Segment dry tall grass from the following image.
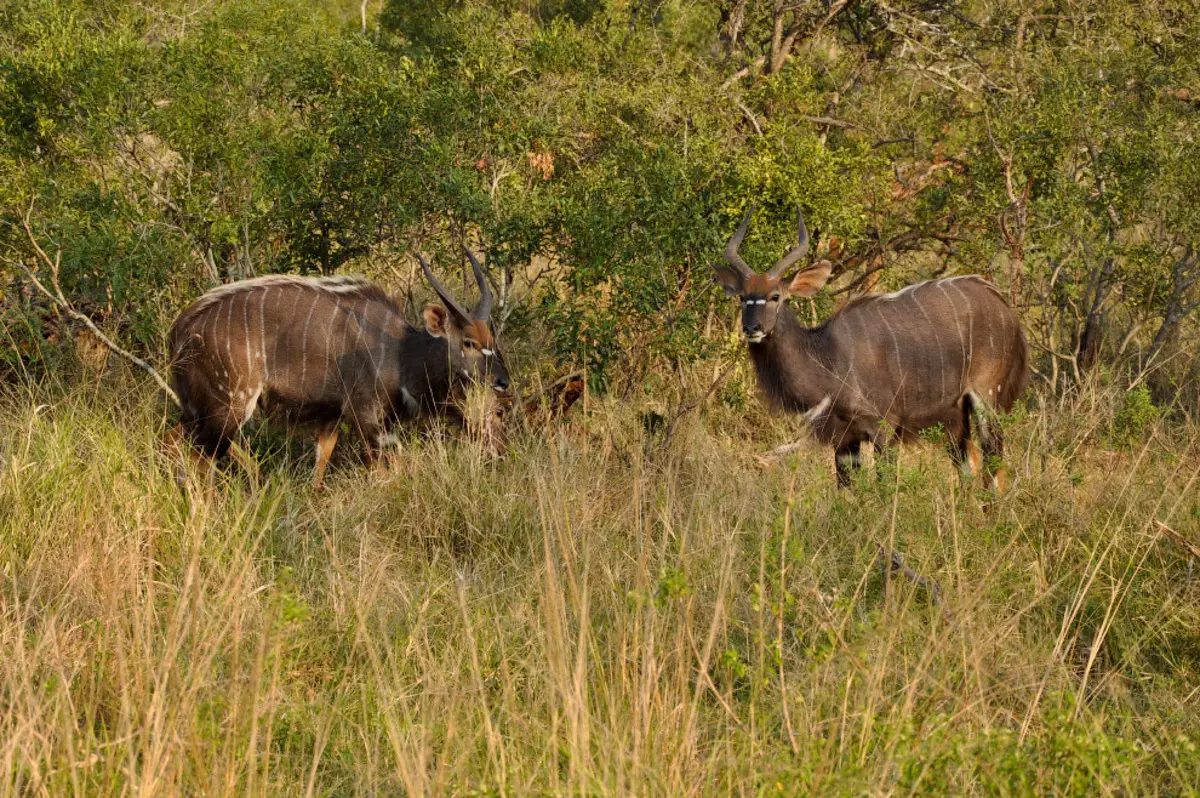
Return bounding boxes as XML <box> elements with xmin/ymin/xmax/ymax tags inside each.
<box><xmin>0</xmin><ymin>366</ymin><xmax>1197</xmax><ymax>795</ymax></box>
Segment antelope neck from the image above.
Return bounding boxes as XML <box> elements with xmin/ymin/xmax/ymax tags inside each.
<box><xmin>746</xmin><ymin>305</ymin><xmax>832</xmax><ymax>415</ymax></box>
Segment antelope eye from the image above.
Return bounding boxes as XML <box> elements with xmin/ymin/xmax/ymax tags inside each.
<box><xmin>770</xmin><ymin>294</ymin><xmax>781</xmax><ymax>302</ymax></box>
<box><xmin>463</xmin><ymin>340</ymin><xmax>479</xmax><ymax>351</ymax></box>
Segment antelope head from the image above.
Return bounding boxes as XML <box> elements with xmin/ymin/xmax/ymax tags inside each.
<box><xmin>711</xmin><ymin>207</ymin><xmax>832</xmax><ymax>343</ymax></box>
<box><xmin>418</xmin><ymin>249</ymin><xmax>511</xmax><ymax>393</ymax></box>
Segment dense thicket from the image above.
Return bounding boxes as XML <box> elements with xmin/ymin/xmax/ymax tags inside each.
<box><xmin>2</xmin><ymin>0</ymin><xmax>1198</xmax><ymax>396</ymax></box>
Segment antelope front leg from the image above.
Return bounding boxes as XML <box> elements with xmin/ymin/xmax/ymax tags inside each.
<box><xmin>313</xmin><ymin>426</ymin><xmax>339</xmax><ymax>490</ymax></box>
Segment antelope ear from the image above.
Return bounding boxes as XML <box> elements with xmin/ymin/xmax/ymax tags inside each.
<box><xmin>788</xmin><ymin>260</ymin><xmax>832</xmax><ymax>298</ymax></box>
<box><xmin>423</xmin><ymin>304</ymin><xmax>451</xmax><ymax>338</ymax></box>
<box><xmin>711</xmin><ymin>266</ymin><xmax>745</xmax><ymax>297</ymax></box>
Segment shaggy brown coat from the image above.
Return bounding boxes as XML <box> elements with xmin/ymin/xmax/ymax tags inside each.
<box><xmin>752</xmin><ymin>276</ymin><xmax>1027</xmax><ymax>482</ymax></box>
<box><xmin>169</xmin><ymin>270</ymin><xmax>508</xmax><ymax>486</ymax></box>
<box><xmin>714</xmin><ymin>207</ymin><xmax>1028</xmax><ymax>486</ymax></box>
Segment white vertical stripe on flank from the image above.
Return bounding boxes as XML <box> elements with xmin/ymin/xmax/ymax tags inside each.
<box><xmin>351</xmin><ymin>297</ymin><xmax>369</xmax><ymax>375</ymax></box>
<box><xmin>912</xmin><ymin>289</ymin><xmax>946</xmax><ymax>401</ymax></box>
<box><xmin>943</xmin><ymin>279</ymin><xmax>968</xmax><ymax>356</ymax></box>
<box><xmin>376</xmin><ymin>305</ymin><xmax>387</xmax><ymax>380</ymax></box>
<box><xmin>940</xmin><ymin>280</ymin><xmax>970</xmax><ymax>393</ymax></box>
<box><xmin>320</xmin><ymin>301</ymin><xmax>335</xmax><ymax>389</ymax></box>
<box><xmin>300</xmin><ymin>290</ymin><xmax>320</xmax><ymax>389</ymax></box>
<box><xmin>842</xmin><ymin>309</ymin><xmax>858</xmax><ymax>385</ymax></box>
<box><xmin>336</xmin><ymin>298</ymin><xmax>351</xmax><ymax>382</ymax></box>
<box><xmin>259</xmin><ymin>286</ymin><xmax>270</xmax><ymax>379</ymax></box>
<box><xmin>224</xmin><ymin>293</ymin><xmax>235</xmax><ymax>380</ymax></box>
<box><xmin>242</xmin><ymin>289</ymin><xmax>254</xmax><ymax>377</ymax></box>
<box><xmin>946</xmin><ymin>278</ymin><xmax>975</xmax><ymax>393</ymax></box>
<box><xmin>875</xmin><ymin>302</ymin><xmax>902</xmax><ymax>377</ymax></box>
<box><xmin>276</xmin><ymin>285</ymin><xmax>300</xmax><ymax>381</ymax></box>
<box><xmin>201</xmin><ymin>302</ymin><xmax>215</xmax><ymax>356</ymax></box>
<box><xmin>359</xmin><ymin>299</ymin><xmax>380</xmax><ymax>383</ymax></box>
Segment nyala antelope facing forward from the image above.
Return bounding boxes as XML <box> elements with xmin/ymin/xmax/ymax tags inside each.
<box><xmin>712</xmin><ymin>207</ymin><xmax>1028</xmax><ymax>489</ymax></box>
<box><xmin>168</xmin><ymin>250</ymin><xmax>510</xmax><ymax>488</ymax></box>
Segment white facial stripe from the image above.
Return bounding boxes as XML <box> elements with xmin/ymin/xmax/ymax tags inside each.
<box><xmin>756</xmin><ymin>299</ymin><xmax>767</xmax><ymax>305</ymax></box>
<box><xmin>482</xmin><ymin>348</ymin><xmax>494</xmax><ymax>356</ymax></box>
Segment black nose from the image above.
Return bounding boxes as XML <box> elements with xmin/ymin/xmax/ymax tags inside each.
<box><xmin>743</xmin><ymin>323</ymin><xmax>761</xmax><ymax>335</ymax></box>
<box><xmin>495</xmin><ymin>376</ymin><xmax>510</xmax><ymax>391</ymax></box>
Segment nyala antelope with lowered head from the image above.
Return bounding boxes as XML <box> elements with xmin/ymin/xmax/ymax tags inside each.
<box><xmin>713</xmin><ymin>207</ymin><xmax>1028</xmax><ymax>489</ymax></box>
<box><xmin>168</xmin><ymin>249</ymin><xmax>510</xmax><ymax>487</ymax></box>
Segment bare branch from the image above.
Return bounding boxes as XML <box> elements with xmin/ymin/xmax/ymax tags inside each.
<box><xmin>736</xmin><ymin>100</ymin><xmax>764</xmax><ymax>136</ymax></box>
<box><xmin>12</xmin><ymin>202</ymin><xmax>180</xmax><ymax>407</ymax></box>
<box><xmin>1157</xmin><ymin>520</ymin><xmax>1200</xmax><ymax>559</ymax></box>
<box><xmin>659</xmin><ymin>359</ymin><xmax>737</xmax><ymax>452</ymax></box>
<box><xmin>757</xmin><ymin>438</ymin><xmax>807</xmax><ymax>465</ymax></box>
<box><xmin>878</xmin><ymin>546</ymin><xmax>949</xmax><ymax>617</ymax></box>
<box><xmin>800</xmin><ymin>114</ymin><xmax>858</xmax><ymax>129</ymax></box>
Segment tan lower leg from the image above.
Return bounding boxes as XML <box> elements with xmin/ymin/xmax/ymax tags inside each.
<box><xmin>162</xmin><ymin>424</ymin><xmax>215</xmax><ymax>484</ymax></box>
<box><xmin>988</xmin><ymin>465</ymin><xmax>1011</xmax><ymax>494</ymax></box>
<box><xmin>313</xmin><ymin>428</ymin><xmax>339</xmax><ymax>489</ymax></box>
<box><xmin>957</xmin><ymin>439</ymin><xmax>983</xmax><ymax>478</ymax></box>
<box><xmin>966</xmin><ymin>440</ymin><xmax>984</xmax><ymax>477</ymax></box>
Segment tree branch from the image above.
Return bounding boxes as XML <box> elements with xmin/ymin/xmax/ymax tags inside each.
<box><xmin>11</xmin><ymin>202</ymin><xmax>180</xmax><ymax>407</ymax></box>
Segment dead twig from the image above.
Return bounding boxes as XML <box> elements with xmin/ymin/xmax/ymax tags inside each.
<box><xmin>10</xmin><ymin>201</ymin><xmax>181</xmax><ymax>407</ymax></box>
<box><xmin>757</xmin><ymin>438</ymin><xmax>807</xmax><ymax>466</ymax></box>
<box><xmin>878</xmin><ymin>546</ymin><xmax>944</xmax><ymax>607</ymax></box>
<box><xmin>659</xmin><ymin>360</ymin><xmax>736</xmax><ymax>451</ymax></box>
<box><xmin>520</xmin><ymin>371</ymin><xmax>585</xmax><ymax>422</ymax></box>
<box><xmin>736</xmin><ymin>101</ymin><xmax>764</xmax><ymax>136</ymax></box>
<box><xmin>800</xmin><ymin>114</ymin><xmax>857</xmax><ymax>130</ymax></box>
<box><xmin>1156</xmin><ymin>520</ymin><xmax>1200</xmax><ymax>559</ymax></box>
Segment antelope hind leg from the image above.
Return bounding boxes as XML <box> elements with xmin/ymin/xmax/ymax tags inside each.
<box><xmin>947</xmin><ymin>430</ymin><xmax>984</xmax><ymax>481</ymax></box>
<box><xmin>968</xmin><ymin>393</ymin><xmax>1011</xmax><ymax>495</ymax></box>
<box><xmin>312</xmin><ymin>426</ymin><xmax>340</xmax><ymax>490</ymax></box>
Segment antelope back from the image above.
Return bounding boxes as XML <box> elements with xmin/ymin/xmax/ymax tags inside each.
<box><xmin>827</xmin><ymin>276</ymin><xmax>1026</xmax><ymax>418</ymax></box>
<box><xmin>169</xmin><ymin>275</ymin><xmax>406</xmax><ymax>416</ymax></box>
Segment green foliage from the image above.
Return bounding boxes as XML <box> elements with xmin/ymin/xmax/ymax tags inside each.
<box><xmin>1112</xmin><ymin>384</ymin><xmax>1160</xmax><ymax>447</ymax></box>
<box><xmin>3</xmin><ymin>0</ymin><xmax>1200</xmax><ymax>392</ymax></box>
